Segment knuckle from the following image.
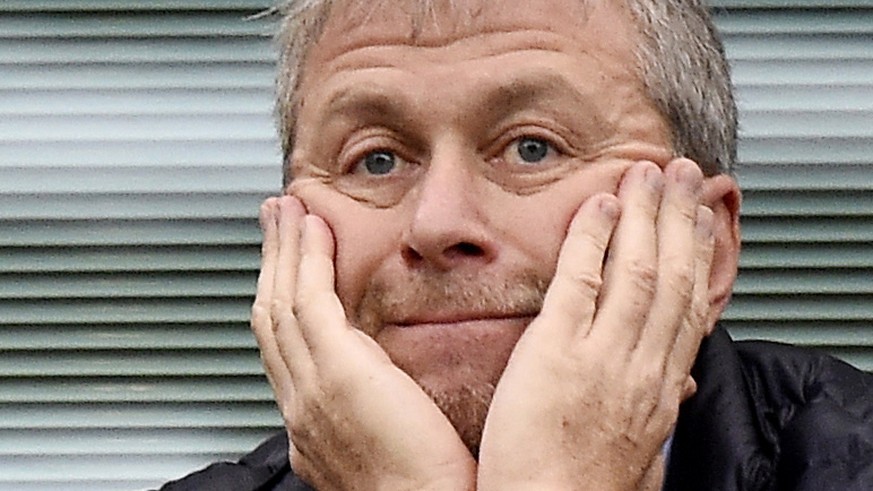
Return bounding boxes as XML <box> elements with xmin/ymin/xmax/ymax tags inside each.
<box><xmin>271</xmin><ymin>297</ymin><xmax>286</xmax><ymax>316</ymax></box>
<box><xmin>664</xmin><ymin>259</ymin><xmax>694</xmax><ymax>289</ymax></box>
<box><xmin>688</xmin><ymin>303</ymin><xmax>709</xmax><ymax>330</ymax></box>
<box><xmin>668</xmin><ymin>198</ymin><xmax>698</xmax><ymax>224</ymax></box>
<box><xmin>568</xmin><ymin>220</ymin><xmax>610</xmax><ymax>250</ymax></box>
<box><xmin>626</xmin><ymin>260</ymin><xmax>657</xmax><ymax>295</ymax></box>
<box><xmin>568</xmin><ymin>270</ymin><xmax>603</xmax><ymax>298</ymax></box>
<box><xmin>250</xmin><ymin>303</ymin><xmax>270</xmax><ymax>330</ymax></box>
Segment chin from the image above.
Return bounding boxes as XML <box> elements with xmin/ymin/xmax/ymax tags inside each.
<box><xmin>376</xmin><ymin>319</ymin><xmax>527</xmax><ymax>456</ymax></box>
<box><xmin>421</xmin><ymin>377</ymin><xmax>496</xmax><ymax>457</ymax></box>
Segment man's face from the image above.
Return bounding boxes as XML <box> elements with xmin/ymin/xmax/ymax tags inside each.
<box><xmin>287</xmin><ymin>0</ymin><xmax>674</xmax><ymax>446</ymax></box>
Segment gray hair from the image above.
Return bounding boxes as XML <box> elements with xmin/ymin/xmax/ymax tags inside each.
<box><xmin>271</xmin><ymin>0</ymin><xmax>737</xmax><ymax>185</ymax></box>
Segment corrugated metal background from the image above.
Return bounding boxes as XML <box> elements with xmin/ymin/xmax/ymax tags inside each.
<box><xmin>1</xmin><ymin>1</ymin><xmax>871</xmax><ymax>489</ymax></box>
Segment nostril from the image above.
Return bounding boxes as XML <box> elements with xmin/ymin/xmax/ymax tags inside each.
<box><xmin>402</xmin><ymin>241</ymin><xmax>486</xmax><ymax>267</ymax></box>
<box><xmin>402</xmin><ymin>246</ymin><xmax>424</xmax><ymax>265</ymax></box>
<box><xmin>450</xmin><ymin>242</ymin><xmax>485</xmax><ymax>257</ymax></box>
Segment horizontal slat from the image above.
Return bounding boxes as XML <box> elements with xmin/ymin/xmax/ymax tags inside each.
<box><xmin>716</xmin><ymin>9</ymin><xmax>873</xmax><ymax>34</ymax></box>
<box><xmin>0</xmin><ymin>246</ymin><xmax>258</xmax><ymax>273</ymax></box>
<box><xmin>728</xmin><ymin>35</ymin><xmax>873</xmax><ymax>60</ymax></box>
<box><xmin>0</xmin><ymin>298</ymin><xmax>251</xmax><ymax>324</ymax></box>
<box><xmin>0</xmin><ymin>63</ymin><xmax>272</xmax><ymax>90</ymax></box>
<box><xmin>732</xmin><ymin>59</ymin><xmax>873</xmax><ymax>85</ymax></box>
<box><xmin>0</xmin><ymin>193</ymin><xmax>271</xmax><ymax>220</ymax></box>
<box><xmin>0</xmin><ymin>113</ymin><xmax>273</xmax><ymax>142</ymax></box>
<box><xmin>0</xmin><ymin>402</ymin><xmax>279</xmax><ymax>429</ymax></box>
<box><xmin>736</xmin><ymin>164</ymin><xmax>873</xmax><ymax>192</ymax></box>
<box><xmin>0</xmin><ymin>220</ymin><xmax>259</xmax><ymax>247</ymax></box>
<box><xmin>740</xmin><ymin>243</ymin><xmax>873</xmax><ymax>269</ymax></box>
<box><xmin>741</xmin><ymin>110</ymin><xmax>873</xmax><ymax>138</ymax></box>
<box><xmin>724</xmin><ymin>294</ymin><xmax>873</xmax><ymax>320</ymax></box>
<box><xmin>0</xmin><ymin>88</ymin><xmax>272</xmax><ymax>117</ymax></box>
<box><xmin>734</xmin><ymin>269</ymin><xmax>873</xmax><ymax>294</ymax></box>
<box><xmin>0</xmin><ymin>38</ymin><xmax>272</xmax><ymax>64</ymax></box>
<box><xmin>711</xmin><ymin>1</ymin><xmax>873</xmax><ymax>8</ymax></box>
<box><xmin>0</xmin><ymin>350</ymin><xmax>262</xmax><ymax>377</ymax></box>
<box><xmin>741</xmin><ymin>216</ymin><xmax>873</xmax><ymax>242</ymax></box>
<box><xmin>0</xmin><ymin>377</ymin><xmax>272</xmax><ymax>403</ymax></box>
<box><xmin>0</xmin><ymin>141</ymin><xmax>278</xmax><ymax>167</ymax></box>
<box><xmin>0</xmin><ymin>324</ymin><xmax>255</xmax><ymax>350</ymax></box>
<box><xmin>0</xmin><ymin>166</ymin><xmax>282</xmax><ymax>195</ymax></box>
<box><xmin>1</xmin><ymin>273</ymin><xmax>256</xmax><ymax>299</ymax></box>
<box><xmin>0</xmin><ymin>13</ymin><xmax>272</xmax><ymax>39</ymax></box>
<box><xmin>737</xmin><ymin>138</ymin><xmax>873</xmax><ymax>165</ymax></box>
<box><xmin>737</xmin><ymin>84</ymin><xmax>873</xmax><ymax>111</ymax></box>
<box><xmin>0</xmin><ymin>427</ymin><xmax>277</xmax><ymax>456</ymax></box>
<box><xmin>740</xmin><ymin>190</ymin><xmax>873</xmax><ymax>216</ymax></box>
<box><xmin>0</xmin><ymin>0</ymin><xmax>271</xmax><ymax>11</ymax></box>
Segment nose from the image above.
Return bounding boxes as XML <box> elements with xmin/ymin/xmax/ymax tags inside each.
<box><xmin>401</xmin><ymin>152</ymin><xmax>498</xmax><ymax>271</ymax></box>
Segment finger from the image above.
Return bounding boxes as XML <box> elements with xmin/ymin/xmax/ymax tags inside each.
<box><xmin>538</xmin><ymin>193</ymin><xmax>621</xmax><ymax>340</ymax></box>
<box><xmin>590</xmin><ymin>161</ymin><xmax>663</xmax><ymax>351</ymax></box>
<box><xmin>635</xmin><ymin>159</ymin><xmax>703</xmax><ymax>363</ymax></box>
<box><xmin>670</xmin><ymin>205</ymin><xmax>715</xmax><ymax>380</ymax></box>
<box><xmin>252</xmin><ymin>198</ymin><xmax>295</xmax><ymax>403</ymax></box>
<box><xmin>294</xmin><ymin>214</ymin><xmax>350</xmax><ymax>355</ymax></box>
<box><xmin>271</xmin><ymin>196</ymin><xmax>313</xmax><ymax>382</ymax></box>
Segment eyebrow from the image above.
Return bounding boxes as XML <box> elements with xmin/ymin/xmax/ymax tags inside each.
<box><xmin>474</xmin><ymin>71</ymin><xmax>599</xmax><ymax>122</ymax></box>
<box><xmin>322</xmin><ymin>84</ymin><xmax>421</xmax><ymax>131</ymax></box>
<box><xmin>319</xmin><ymin>69</ymin><xmax>604</xmax><ymax>137</ymax></box>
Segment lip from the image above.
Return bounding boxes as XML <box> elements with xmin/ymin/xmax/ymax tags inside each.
<box><xmin>390</xmin><ymin>313</ymin><xmax>537</xmax><ymax>329</ymax></box>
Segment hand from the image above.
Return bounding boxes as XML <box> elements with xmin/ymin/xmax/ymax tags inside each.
<box><xmin>251</xmin><ymin>196</ymin><xmax>476</xmax><ymax>491</ymax></box>
<box><xmin>477</xmin><ymin>159</ymin><xmax>716</xmax><ymax>490</ymax></box>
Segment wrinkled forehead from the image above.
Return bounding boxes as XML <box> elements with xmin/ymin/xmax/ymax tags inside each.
<box><xmin>313</xmin><ymin>0</ymin><xmax>605</xmax><ymax>57</ymax></box>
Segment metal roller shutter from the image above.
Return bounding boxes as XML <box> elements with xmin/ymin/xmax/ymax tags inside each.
<box><xmin>0</xmin><ymin>1</ymin><xmax>871</xmax><ymax>489</ymax></box>
<box><xmin>1</xmin><ymin>1</ymin><xmax>281</xmax><ymax>489</ymax></box>
<box><xmin>712</xmin><ymin>2</ymin><xmax>873</xmax><ymax>368</ymax></box>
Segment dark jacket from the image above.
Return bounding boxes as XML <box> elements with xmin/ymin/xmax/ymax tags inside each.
<box><xmin>160</xmin><ymin>328</ymin><xmax>873</xmax><ymax>490</ymax></box>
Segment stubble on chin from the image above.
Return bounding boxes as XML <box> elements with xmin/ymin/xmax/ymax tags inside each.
<box><xmin>423</xmin><ymin>381</ymin><xmax>496</xmax><ymax>457</ymax></box>
<box><xmin>352</xmin><ymin>268</ymin><xmax>549</xmax><ymax>455</ymax></box>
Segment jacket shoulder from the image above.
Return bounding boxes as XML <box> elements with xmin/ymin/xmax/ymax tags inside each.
<box><xmin>157</xmin><ymin>432</ymin><xmax>312</xmax><ymax>491</ymax></box>
<box><xmin>736</xmin><ymin>339</ymin><xmax>873</xmax><ymax>490</ymax></box>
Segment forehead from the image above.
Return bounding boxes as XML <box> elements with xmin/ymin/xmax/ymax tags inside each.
<box><xmin>306</xmin><ymin>0</ymin><xmax>639</xmax><ymax>70</ymax></box>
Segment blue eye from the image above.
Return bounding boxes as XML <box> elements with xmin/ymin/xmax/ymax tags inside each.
<box><xmin>361</xmin><ymin>151</ymin><xmax>396</xmax><ymax>175</ymax></box>
<box><xmin>516</xmin><ymin>137</ymin><xmax>550</xmax><ymax>164</ymax></box>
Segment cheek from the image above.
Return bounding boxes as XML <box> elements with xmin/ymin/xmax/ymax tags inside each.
<box><xmin>290</xmin><ymin>180</ymin><xmax>401</xmax><ymax>315</ymax></box>
<box><xmin>494</xmin><ymin>167</ymin><xmax>625</xmax><ymax>277</ymax></box>
<box><xmin>331</xmin><ymin>212</ymin><xmax>400</xmax><ymax>316</ymax></box>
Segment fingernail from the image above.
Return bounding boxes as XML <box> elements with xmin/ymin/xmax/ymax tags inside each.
<box><xmin>599</xmin><ymin>195</ymin><xmax>620</xmax><ymax>220</ymax></box>
<box><xmin>645</xmin><ymin>164</ymin><xmax>664</xmax><ymax>190</ymax></box>
<box><xmin>676</xmin><ymin>162</ymin><xmax>703</xmax><ymax>192</ymax></box>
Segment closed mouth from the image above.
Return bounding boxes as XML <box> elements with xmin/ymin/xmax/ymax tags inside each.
<box><xmin>391</xmin><ymin>312</ymin><xmax>537</xmax><ymax>328</ymax></box>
